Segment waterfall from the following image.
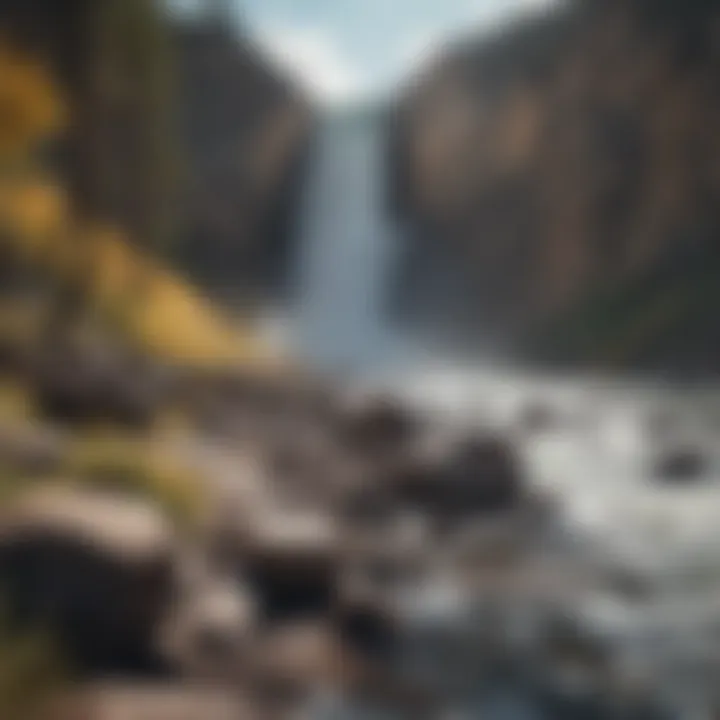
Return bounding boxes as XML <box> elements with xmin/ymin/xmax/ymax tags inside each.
<box><xmin>288</xmin><ymin>105</ymin><xmax>417</xmax><ymax>378</ymax></box>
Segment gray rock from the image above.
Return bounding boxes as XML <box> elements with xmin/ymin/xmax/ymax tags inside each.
<box><xmin>651</xmin><ymin>446</ymin><xmax>708</xmax><ymax>483</ymax></box>
<box><xmin>335</xmin><ymin>392</ymin><xmax>420</xmax><ymax>456</ymax></box>
<box><xmin>389</xmin><ymin>433</ymin><xmax>524</xmax><ymax>519</ymax></box>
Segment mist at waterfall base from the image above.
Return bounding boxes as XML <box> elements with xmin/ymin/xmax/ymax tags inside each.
<box><xmin>265</xmin><ymin>105</ymin><xmax>498</xmax><ymax>386</ymax></box>
<box><xmin>255</xmin><ymin>106</ymin><xmax>720</xmax><ymax>719</ymax></box>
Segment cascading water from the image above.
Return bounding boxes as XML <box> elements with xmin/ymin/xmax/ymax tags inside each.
<box><xmin>288</xmin><ymin>105</ymin><xmax>421</xmax><ymax>378</ymax></box>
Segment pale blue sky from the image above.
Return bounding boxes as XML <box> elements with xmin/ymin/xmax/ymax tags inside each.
<box><xmin>169</xmin><ymin>0</ymin><xmax>557</xmax><ymax>103</ymax></box>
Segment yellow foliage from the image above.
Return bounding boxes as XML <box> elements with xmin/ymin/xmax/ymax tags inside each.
<box><xmin>0</xmin><ymin>42</ymin><xmax>66</xmax><ymax>159</ymax></box>
<box><xmin>88</xmin><ymin>226</ymin><xmax>137</xmax><ymax>302</ymax></box>
<box><xmin>0</xmin><ymin>611</ymin><xmax>67</xmax><ymax>720</ymax></box>
<box><xmin>62</xmin><ymin>435</ymin><xmax>206</xmax><ymax>529</ymax></box>
<box><xmin>125</xmin><ymin>262</ymin><xmax>274</xmax><ymax>367</ymax></box>
<box><xmin>0</xmin><ymin>182</ymin><xmax>277</xmax><ymax>369</ymax></box>
<box><xmin>0</xmin><ymin>381</ymin><xmax>35</xmax><ymax>423</ymax></box>
<box><xmin>72</xmin><ymin>224</ymin><xmax>280</xmax><ymax>368</ymax></box>
<box><xmin>0</xmin><ymin>40</ymin><xmax>281</xmax><ymax>372</ymax></box>
<box><xmin>0</xmin><ymin>178</ymin><xmax>68</xmax><ymax>255</ymax></box>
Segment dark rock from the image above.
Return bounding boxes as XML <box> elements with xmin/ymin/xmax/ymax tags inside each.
<box><xmin>336</xmin><ymin>599</ymin><xmax>399</xmax><ymax>664</ymax></box>
<box><xmin>31</xmin><ymin>339</ymin><xmax>165</xmax><ymax>430</ymax></box>
<box><xmin>390</xmin><ymin>433</ymin><xmax>524</xmax><ymax>518</ymax></box>
<box><xmin>244</xmin><ymin>509</ymin><xmax>339</xmax><ymax>621</ymax></box>
<box><xmin>0</xmin><ymin>489</ymin><xmax>176</xmax><ymax>675</ymax></box>
<box><xmin>652</xmin><ymin>446</ymin><xmax>708</xmax><ymax>483</ymax></box>
<box><xmin>338</xmin><ymin>480</ymin><xmax>397</xmax><ymax>528</ymax></box>
<box><xmin>336</xmin><ymin>393</ymin><xmax>420</xmax><ymax>455</ymax></box>
<box><xmin>172</xmin><ymin>21</ymin><xmax>311</xmax><ymax>302</ymax></box>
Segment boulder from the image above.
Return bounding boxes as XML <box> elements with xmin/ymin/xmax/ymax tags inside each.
<box><xmin>244</xmin><ymin>508</ymin><xmax>339</xmax><ymax>620</ymax></box>
<box><xmin>652</xmin><ymin>446</ymin><xmax>708</xmax><ymax>483</ymax></box>
<box><xmin>0</xmin><ymin>488</ymin><xmax>176</xmax><ymax>675</ymax></box>
<box><xmin>31</xmin><ymin>340</ymin><xmax>166</xmax><ymax>430</ymax></box>
<box><xmin>335</xmin><ymin>392</ymin><xmax>420</xmax><ymax>456</ymax></box>
<box><xmin>389</xmin><ymin>433</ymin><xmax>524</xmax><ymax>518</ymax></box>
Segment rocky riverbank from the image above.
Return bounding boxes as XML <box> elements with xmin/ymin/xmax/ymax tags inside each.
<box><xmin>2</xmin><ymin>351</ymin><xmax>720</xmax><ymax>718</ymax></box>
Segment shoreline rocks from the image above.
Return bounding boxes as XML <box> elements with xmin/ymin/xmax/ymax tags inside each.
<box><xmin>0</xmin><ymin>488</ymin><xmax>176</xmax><ymax>675</ymax></box>
<box><xmin>1</xmin><ymin>367</ymin><xmax>719</xmax><ymax>719</ymax></box>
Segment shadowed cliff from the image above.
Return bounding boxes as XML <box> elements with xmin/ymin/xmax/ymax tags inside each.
<box><xmin>171</xmin><ymin>15</ymin><xmax>313</xmax><ymax>304</ymax></box>
<box><xmin>0</xmin><ymin>0</ymin><xmax>312</xmax><ymax>307</ymax></box>
<box><xmin>391</xmin><ymin>0</ymin><xmax>720</xmax><ymax>374</ymax></box>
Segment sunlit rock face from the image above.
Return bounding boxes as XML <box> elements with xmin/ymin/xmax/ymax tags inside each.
<box><xmin>389</xmin><ymin>0</ymin><xmax>720</xmax><ymax>371</ymax></box>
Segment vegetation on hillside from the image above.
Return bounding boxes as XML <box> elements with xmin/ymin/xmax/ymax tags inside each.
<box><xmin>0</xmin><ymin>15</ymin><xmax>278</xmax><ymax>369</ymax></box>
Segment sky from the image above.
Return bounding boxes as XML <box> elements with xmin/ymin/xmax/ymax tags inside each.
<box><xmin>170</xmin><ymin>0</ymin><xmax>557</xmax><ymax>104</ymax></box>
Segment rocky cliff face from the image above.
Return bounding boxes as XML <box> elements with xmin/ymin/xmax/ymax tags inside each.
<box><xmin>391</xmin><ymin>0</ymin><xmax>720</xmax><ymax>370</ymax></box>
<box><xmin>171</xmin><ymin>18</ymin><xmax>313</xmax><ymax>304</ymax></box>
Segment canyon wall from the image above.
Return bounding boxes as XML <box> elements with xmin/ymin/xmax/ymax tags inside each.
<box><xmin>0</xmin><ymin>0</ymin><xmax>312</xmax><ymax>304</ymax></box>
<box><xmin>171</xmin><ymin>17</ymin><xmax>312</xmax><ymax>303</ymax></box>
<box><xmin>391</xmin><ymin>0</ymin><xmax>720</xmax><ymax>371</ymax></box>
